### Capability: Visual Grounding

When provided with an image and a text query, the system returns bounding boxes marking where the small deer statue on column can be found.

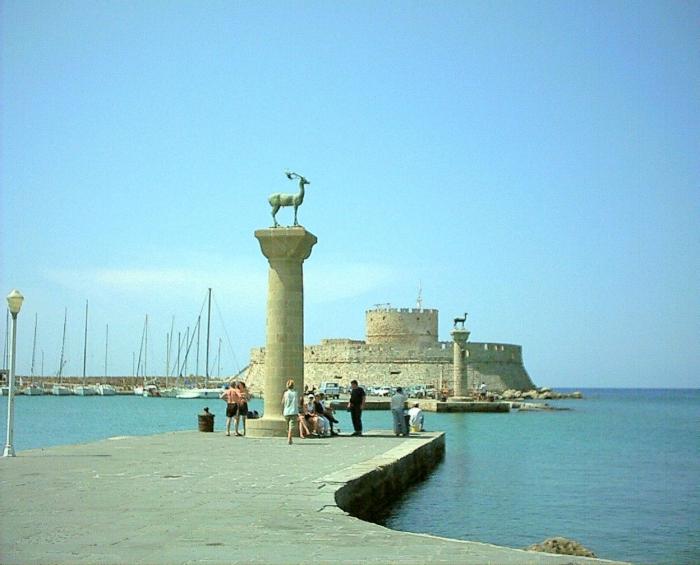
[453,312,468,329]
[268,171,310,227]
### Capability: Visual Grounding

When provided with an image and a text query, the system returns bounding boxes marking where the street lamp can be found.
[4,289,24,457]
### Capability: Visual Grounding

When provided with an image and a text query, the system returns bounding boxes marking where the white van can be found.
[319,382,343,398]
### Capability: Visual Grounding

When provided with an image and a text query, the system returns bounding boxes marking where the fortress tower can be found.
[365,307,438,347]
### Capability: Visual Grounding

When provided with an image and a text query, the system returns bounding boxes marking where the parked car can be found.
[375,386,392,397]
[319,381,343,399]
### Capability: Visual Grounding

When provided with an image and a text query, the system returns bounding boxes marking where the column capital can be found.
[451,328,470,345]
[255,227,317,262]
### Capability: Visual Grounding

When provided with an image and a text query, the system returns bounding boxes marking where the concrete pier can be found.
[0,431,628,565]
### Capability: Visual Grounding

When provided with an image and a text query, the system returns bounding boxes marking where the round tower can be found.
[365,307,439,347]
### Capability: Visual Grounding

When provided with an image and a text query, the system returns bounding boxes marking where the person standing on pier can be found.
[220,381,241,437]
[282,379,298,445]
[235,381,250,436]
[348,379,366,436]
[390,387,408,436]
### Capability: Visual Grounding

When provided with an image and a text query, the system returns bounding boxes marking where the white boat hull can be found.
[23,385,44,396]
[176,388,221,399]
[95,384,117,396]
[52,385,72,396]
[74,385,97,396]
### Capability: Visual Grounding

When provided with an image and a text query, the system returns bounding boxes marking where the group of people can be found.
[222,379,427,443]
[282,380,424,444]
[390,387,425,436]
[282,379,341,444]
[219,380,251,437]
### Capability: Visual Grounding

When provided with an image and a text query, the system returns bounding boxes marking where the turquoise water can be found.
[1,389,698,564]
[382,389,700,565]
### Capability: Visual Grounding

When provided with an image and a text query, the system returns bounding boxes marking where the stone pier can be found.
[247,226,317,437]
[451,328,470,397]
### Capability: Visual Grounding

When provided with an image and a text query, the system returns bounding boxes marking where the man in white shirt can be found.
[408,403,424,432]
[390,387,408,436]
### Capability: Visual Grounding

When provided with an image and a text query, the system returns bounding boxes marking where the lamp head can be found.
[6,289,24,315]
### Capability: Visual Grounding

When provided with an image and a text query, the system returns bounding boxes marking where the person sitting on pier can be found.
[318,393,339,435]
[312,394,331,437]
[297,400,311,439]
[304,394,325,437]
[408,403,424,432]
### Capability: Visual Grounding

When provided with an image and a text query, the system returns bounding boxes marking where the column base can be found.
[246,416,289,438]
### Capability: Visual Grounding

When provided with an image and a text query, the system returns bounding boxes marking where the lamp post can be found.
[4,289,24,457]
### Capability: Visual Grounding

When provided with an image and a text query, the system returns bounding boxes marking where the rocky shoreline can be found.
[500,387,583,400]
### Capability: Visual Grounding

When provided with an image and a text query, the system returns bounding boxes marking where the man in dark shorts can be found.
[220,382,240,436]
[347,379,366,436]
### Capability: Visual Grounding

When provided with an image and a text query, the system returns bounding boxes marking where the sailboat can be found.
[96,324,116,396]
[74,300,97,396]
[23,314,44,396]
[159,318,179,398]
[132,315,158,396]
[177,288,222,399]
[52,308,72,396]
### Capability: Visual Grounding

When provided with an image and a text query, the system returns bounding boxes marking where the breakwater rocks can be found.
[501,387,583,400]
[526,537,597,558]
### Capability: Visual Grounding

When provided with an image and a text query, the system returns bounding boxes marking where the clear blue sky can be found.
[2,1,698,388]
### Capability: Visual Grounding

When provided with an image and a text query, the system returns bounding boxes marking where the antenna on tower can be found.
[416,281,423,310]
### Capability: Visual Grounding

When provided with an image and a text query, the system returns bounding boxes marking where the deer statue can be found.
[268,171,310,227]
[453,312,468,329]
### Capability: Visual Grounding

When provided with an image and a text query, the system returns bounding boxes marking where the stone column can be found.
[450,328,470,398]
[246,227,317,437]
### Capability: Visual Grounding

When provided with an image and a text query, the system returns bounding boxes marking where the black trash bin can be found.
[198,407,215,432]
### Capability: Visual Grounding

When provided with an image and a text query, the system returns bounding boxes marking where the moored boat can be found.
[95,383,117,396]
[74,385,97,396]
[23,384,44,396]
[52,384,72,396]
[176,387,222,399]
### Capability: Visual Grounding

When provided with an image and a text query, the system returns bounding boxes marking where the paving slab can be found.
[0,430,630,564]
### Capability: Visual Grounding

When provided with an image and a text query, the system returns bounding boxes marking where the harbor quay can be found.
[0,430,629,565]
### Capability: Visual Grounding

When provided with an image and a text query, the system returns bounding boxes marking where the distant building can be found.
[243,306,535,394]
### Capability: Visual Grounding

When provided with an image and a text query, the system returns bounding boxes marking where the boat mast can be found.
[205,287,212,387]
[82,300,89,384]
[104,324,109,378]
[144,314,148,382]
[30,313,38,377]
[176,331,181,382]
[196,314,201,379]
[58,308,67,382]
[166,316,174,387]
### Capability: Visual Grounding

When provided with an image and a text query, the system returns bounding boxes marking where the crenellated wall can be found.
[244,340,534,395]
[242,306,535,395]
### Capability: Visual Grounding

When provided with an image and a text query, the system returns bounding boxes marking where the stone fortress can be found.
[243,305,536,394]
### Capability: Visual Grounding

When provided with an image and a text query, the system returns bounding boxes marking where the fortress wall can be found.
[365,308,439,347]
[244,341,534,395]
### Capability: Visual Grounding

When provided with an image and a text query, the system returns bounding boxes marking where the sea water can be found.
[1,389,698,564]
